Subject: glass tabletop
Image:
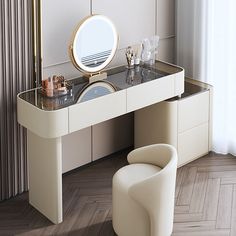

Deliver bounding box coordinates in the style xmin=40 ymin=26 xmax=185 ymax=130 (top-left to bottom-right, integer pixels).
xmin=19 ymin=61 xmax=182 ymax=111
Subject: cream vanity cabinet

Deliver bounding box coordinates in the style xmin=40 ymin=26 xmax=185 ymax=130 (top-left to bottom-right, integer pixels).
xmin=17 ymin=61 xmax=184 ymax=224
xmin=135 ymin=78 xmax=212 ymax=167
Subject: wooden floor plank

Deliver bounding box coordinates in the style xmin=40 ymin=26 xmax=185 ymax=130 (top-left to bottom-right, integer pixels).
xmin=221 ymin=177 xmax=236 ymax=185
xmin=188 ymin=158 xmax=236 ymax=167
xmin=230 ymin=185 xmax=236 ymax=236
xmin=198 ymin=165 xmax=236 ymax=172
xmin=203 ymin=178 xmax=221 ymax=220
xmin=174 ymin=213 xmax=203 ymax=222
xmin=176 ymin=167 xmax=197 ymax=205
xmin=173 ymin=220 xmax=216 ymax=232
xmin=189 ymin=172 xmax=208 ymax=213
xmin=175 ymin=166 xmax=185 ymax=199
xmin=209 ymin=171 xmax=236 ymax=179
xmin=174 ymin=205 xmax=190 ymax=214
xmin=216 ymin=184 xmax=233 ymax=229
xmin=172 ymin=229 xmax=230 ymax=236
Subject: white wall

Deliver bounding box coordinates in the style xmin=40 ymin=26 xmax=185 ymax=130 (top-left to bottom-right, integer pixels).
xmin=41 ymin=0 xmax=155 ymax=80
xmin=175 ymin=0 xmax=194 ymax=77
xmin=41 ymin=0 xmax=90 ymax=79
xmin=41 ymin=0 xmax=175 ymax=80
xmin=156 ymin=0 xmax=176 ymax=63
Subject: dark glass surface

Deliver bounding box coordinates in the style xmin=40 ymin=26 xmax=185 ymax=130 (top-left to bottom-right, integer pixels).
xmin=19 ymin=77 xmax=89 ymax=111
xmin=106 ymin=65 xmax=166 ymax=89
xmin=19 ymin=62 xmax=180 ymax=111
xmin=167 ymin=81 xmax=208 ymax=101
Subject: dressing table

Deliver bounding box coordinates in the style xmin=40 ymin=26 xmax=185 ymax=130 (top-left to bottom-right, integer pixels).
xmin=17 ymin=61 xmax=184 ymax=224
xmin=17 ymin=7 xmax=185 ymax=224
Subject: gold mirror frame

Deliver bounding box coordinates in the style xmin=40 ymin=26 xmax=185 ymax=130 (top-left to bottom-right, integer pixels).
xmin=32 ymin=1 xmax=119 ymax=86
xmin=69 ymin=14 xmax=119 ymax=76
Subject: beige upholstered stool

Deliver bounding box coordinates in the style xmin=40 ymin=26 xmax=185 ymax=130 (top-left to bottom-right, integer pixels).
xmin=112 ymin=144 xmax=177 ymax=236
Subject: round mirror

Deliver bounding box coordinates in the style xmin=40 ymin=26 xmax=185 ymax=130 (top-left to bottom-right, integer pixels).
xmin=69 ymin=15 xmax=118 ymax=74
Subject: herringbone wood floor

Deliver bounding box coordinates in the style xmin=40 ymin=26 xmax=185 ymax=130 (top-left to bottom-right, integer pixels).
xmin=0 ymin=150 xmax=236 ymax=236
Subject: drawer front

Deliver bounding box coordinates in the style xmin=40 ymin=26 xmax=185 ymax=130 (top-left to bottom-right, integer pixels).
xmin=127 ymin=75 xmax=175 ymax=112
xmin=69 ymin=90 xmax=126 ymax=133
xmin=178 ymin=91 xmax=209 ymax=133
xmin=178 ymin=123 xmax=209 ymax=167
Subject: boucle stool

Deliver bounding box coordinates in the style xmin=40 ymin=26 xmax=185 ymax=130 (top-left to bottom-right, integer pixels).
xmin=112 ymin=144 xmax=177 ymax=236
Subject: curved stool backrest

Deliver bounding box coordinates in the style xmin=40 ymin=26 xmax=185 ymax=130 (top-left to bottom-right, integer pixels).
xmin=127 ymin=143 xmax=177 ymax=168
xmin=127 ymin=144 xmax=177 ymax=236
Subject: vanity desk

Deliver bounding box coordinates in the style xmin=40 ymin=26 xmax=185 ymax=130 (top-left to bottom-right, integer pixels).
xmin=17 ymin=60 xmax=184 ymax=224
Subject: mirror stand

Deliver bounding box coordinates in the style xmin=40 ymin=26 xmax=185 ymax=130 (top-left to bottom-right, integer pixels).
xmin=87 ymin=72 xmax=108 ymax=83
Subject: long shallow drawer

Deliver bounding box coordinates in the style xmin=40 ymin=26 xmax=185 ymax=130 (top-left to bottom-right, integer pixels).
xmin=69 ymin=90 xmax=126 ymax=133
xmin=178 ymin=123 xmax=209 ymax=167
xmin=126 ymin=75 xmax=175 ymax=112
xmin=178 ymin=91 xmax=209 ymax=133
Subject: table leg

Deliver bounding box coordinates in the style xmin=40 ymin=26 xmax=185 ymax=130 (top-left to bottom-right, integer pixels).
xmin=27 ymin=131 xmax=63 ymax=224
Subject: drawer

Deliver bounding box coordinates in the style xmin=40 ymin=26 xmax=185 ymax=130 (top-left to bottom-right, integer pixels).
xmin=127 ymin=75 xmax=175 ymax=112
xmin=69 ymin=90 xmax=126 ymax=133
xmin=178 ymin=91 xmax=209 ymax=133
xmin=178 ymin=123 xmax=209 ymax=167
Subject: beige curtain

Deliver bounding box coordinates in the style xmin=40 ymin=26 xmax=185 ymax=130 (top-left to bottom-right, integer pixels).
xmin=0 ymin=0 xmax=34 ymax=201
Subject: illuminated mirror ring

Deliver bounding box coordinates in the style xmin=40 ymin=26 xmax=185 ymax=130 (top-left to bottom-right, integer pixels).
xmin=69 ymin=15 xmax=118 ymax=74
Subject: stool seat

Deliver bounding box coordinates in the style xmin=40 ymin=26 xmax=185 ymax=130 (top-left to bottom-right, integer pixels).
xmin=115 ymin=163 xmax=162 ymax=190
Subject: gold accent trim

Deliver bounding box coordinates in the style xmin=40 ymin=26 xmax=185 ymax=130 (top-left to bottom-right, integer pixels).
xmin=32 ymin=0 xmax=42 ymax=87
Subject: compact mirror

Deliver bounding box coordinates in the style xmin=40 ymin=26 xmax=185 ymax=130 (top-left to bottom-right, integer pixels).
xmin=69 ymin=15 xmax=118 ymax=78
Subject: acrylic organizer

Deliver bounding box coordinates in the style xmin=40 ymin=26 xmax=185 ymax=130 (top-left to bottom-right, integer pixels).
xmin=41 ymin=75 xmax=73 ymax=98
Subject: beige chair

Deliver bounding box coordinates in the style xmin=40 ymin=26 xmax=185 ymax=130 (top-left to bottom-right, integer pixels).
xmin=112 ymin=144 xmax=177 ymax=236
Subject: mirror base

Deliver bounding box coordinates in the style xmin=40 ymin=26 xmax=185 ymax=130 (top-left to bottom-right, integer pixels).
xmin=88 ymin=72 xmax=107 ymax=83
